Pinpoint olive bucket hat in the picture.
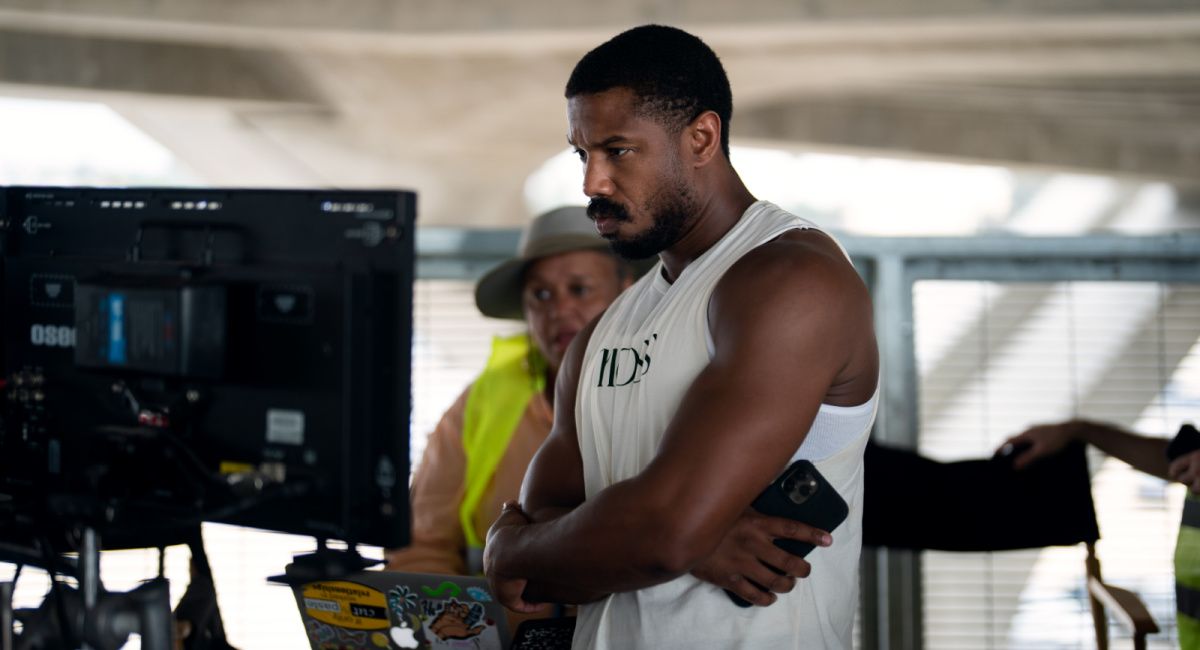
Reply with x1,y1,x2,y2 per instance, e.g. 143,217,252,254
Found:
474,205,655,320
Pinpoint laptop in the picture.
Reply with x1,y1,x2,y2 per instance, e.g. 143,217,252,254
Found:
292,570,512,650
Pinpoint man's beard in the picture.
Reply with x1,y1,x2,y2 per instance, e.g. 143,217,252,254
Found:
587,179,696,261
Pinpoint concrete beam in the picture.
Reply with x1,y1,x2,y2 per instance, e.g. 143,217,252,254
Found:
738,88,1200,185
2,2,1198,226
0,28,320,103
0,0,1197,34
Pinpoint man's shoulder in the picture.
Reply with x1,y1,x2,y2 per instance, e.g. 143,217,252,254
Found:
707,224,872,353
719,227,859,299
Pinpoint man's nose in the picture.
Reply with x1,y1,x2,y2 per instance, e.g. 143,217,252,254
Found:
583,159,614,198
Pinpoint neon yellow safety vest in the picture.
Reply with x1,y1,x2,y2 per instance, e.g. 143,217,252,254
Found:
460,333,546,558
1178,494,1200,649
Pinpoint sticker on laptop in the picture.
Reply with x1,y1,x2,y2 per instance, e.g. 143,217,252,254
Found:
386,585,503,649
302,581,389,631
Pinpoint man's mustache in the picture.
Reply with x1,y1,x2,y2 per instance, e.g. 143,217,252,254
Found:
587,198,631,222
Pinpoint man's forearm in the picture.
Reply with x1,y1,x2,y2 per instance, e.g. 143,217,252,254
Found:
524,505,576,524
492,479,696,595
1073,419,1170,480
507,505,612,603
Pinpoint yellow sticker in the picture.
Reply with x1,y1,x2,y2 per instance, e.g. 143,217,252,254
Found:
218,461,254,475
301,581,389,630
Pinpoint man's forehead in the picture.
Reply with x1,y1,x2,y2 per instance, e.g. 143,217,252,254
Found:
566,88,646,142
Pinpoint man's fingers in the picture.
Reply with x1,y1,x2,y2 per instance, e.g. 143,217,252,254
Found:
763,550,812,581
1179,467,1199,490
491,577,548,614
501,595,551,614
756,565,799,595
1011,449,1035,471
725,574,775,607
756,517,832,549
745,516,823,585
691,508,831,605
1170,455,1196,481
512,601,551,614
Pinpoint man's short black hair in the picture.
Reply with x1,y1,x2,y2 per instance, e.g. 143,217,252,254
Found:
565,24,733,157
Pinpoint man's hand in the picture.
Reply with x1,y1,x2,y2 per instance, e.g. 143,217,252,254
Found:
1169,450,1200,495
690,509,831,607
997,421,1080,470
484,501,551,614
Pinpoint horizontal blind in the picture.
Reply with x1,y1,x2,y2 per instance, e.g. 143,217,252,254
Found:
915,280,1197,650
411,279,525,471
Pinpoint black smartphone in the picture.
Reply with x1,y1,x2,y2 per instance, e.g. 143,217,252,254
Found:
1167,423,1200,462
725,459,849,607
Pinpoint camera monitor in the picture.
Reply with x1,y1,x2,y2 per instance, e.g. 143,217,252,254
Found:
0,187,414,553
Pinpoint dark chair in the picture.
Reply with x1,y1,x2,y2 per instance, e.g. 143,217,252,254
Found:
863,440,1160,650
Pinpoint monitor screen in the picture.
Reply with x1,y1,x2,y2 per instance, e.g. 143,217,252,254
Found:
0,187,414,551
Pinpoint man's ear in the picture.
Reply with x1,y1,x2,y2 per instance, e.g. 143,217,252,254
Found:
685,111,723,168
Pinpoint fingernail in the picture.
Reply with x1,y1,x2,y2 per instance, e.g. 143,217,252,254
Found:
820,534,832,546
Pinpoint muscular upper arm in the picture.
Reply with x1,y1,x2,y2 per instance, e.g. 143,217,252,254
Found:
519,318,598,519
630,232,877,560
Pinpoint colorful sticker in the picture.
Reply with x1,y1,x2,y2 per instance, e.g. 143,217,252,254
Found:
420,581,461,599
420,598,500,648
305,619,336,645
336,627,369,647
302,581,390,631
464,587,492,603
379,582,504,649
388,586,419,615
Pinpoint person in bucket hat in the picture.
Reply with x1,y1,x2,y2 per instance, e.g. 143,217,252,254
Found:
386,206,644,589
473,205,643,321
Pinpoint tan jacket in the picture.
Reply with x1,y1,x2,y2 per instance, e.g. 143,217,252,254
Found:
385,384,553,574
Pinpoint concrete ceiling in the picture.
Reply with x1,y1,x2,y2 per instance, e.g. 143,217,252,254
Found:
1,1,1198,226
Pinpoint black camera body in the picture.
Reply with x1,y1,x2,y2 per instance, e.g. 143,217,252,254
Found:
1,187,416,551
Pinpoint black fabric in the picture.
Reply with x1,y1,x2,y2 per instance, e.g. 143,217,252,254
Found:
862,440,1099,552
1167,423,1200,462
1184,498,1200,531
1179,583,1200,620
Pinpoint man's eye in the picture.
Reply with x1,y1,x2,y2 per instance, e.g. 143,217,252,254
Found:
532,288,552,301
574,149,587,162
608,147,630,158
571,284,593,297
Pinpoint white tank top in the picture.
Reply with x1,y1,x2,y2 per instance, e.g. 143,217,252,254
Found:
574,200,877,649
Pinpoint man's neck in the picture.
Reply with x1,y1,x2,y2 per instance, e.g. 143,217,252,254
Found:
658,175,756,283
